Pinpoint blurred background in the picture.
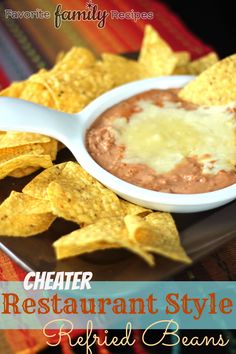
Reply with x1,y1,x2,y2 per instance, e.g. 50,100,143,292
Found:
1,0,233,86
166,0,236,58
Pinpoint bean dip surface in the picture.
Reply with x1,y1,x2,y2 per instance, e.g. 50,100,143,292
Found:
86,89,236,194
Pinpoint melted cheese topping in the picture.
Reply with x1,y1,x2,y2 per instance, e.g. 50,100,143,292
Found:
112,100,236,174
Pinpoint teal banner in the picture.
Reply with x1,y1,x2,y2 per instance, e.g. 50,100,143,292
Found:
0,281,235,330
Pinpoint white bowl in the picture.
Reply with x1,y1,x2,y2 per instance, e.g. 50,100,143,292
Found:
1,75,235,213
76,76,236,213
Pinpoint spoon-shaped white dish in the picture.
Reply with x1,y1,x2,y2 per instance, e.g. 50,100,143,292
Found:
0,75,235,213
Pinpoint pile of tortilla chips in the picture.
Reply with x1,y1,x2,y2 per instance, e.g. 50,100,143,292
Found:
0,161,191,266
0,24,227,266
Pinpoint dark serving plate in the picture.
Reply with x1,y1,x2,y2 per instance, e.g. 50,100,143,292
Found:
1,148,236,280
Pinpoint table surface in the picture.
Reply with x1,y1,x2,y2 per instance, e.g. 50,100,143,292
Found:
0,1,235,353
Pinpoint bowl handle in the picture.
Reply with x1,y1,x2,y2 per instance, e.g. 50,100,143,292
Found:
0,97,80,144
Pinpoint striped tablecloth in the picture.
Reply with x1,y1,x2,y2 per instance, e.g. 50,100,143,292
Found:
0,1,235,353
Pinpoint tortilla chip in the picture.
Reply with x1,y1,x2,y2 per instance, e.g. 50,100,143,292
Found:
53,212,190,266
120,199,151,216
0,154,52,179
53,47,96,73
0,132,50,148
53,217,154,265
22,162,67,199
27,47,112,114
0,139,56,178
47,162,122,225
173,52,218,75
0,81,27,98
173,51,191,74
20,81,58,109
0,136,57,179
0,191,55,237
0,191,52,214
29,64,114,113
1,48,97,114
175,51,191,67
0,72,56,110
0,214,55,237
9,166,40,178
101,53,140,86
40,139,58,160
0,145,44,162
139,25,177,76
124,213,191,264
185,52,219,75
24,162,151,222
179,54,236,105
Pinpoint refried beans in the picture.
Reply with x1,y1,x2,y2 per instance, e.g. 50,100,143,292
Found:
86,89,236,194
